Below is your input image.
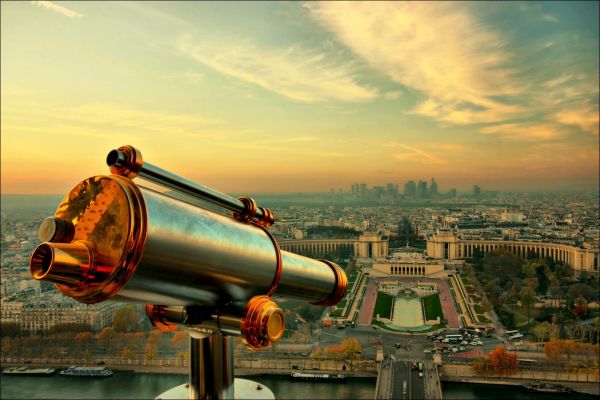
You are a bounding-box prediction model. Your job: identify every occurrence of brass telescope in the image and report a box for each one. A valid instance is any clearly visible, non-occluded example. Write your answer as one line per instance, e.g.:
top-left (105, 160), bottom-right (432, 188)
top-left (29, 145), bottom-right (347, 399)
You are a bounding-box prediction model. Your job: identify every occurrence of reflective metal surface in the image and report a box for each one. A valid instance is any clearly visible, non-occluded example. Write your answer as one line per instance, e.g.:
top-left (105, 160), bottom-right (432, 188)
top-left (30, 174), bottom-right (346, 308)
top-left (189, 334), bottom-right (234, 400)
top-left (107, 145), bottom-right (273, 224)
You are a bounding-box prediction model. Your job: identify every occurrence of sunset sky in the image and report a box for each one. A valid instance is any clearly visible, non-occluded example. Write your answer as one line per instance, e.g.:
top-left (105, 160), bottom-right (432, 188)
top-left (1, 1), bottom-right (598, 194)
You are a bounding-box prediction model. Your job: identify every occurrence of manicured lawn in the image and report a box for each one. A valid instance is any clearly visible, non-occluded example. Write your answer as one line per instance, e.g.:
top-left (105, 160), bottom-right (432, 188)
top-left (373, 292), bottom-right (394, 319)
top-left (423, 293), bottom-right (444, 320)
top-left (477, 314), bottom-right (491, 323)
top-left (474, 304), bottom-right (486, 314)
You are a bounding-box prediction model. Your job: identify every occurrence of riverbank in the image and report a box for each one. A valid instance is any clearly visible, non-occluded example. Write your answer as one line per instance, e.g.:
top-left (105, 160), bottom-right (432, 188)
top-left (0, 361), bottom-right (376, 378)
top-left (440, 368), bottom-right (599, 396)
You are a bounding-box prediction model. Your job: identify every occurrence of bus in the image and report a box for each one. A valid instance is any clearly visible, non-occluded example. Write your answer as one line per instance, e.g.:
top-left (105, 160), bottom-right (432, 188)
top-left (446, 334), bottom-right (462, 340)
top-left (508, 333), bottom-right (524, 342)
top-left (418, 362), bottom-right (423, 372)
top-left (505, 330), bottom-right (520, 336)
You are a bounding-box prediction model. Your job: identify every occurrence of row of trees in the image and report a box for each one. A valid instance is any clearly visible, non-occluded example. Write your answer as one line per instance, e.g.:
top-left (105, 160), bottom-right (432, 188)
top-left (1, 327), bottom-right (191, 361)
top-left (472, 347), bottom-right (519, 376)
top-left (310, 338), bottom-right (362, 360)
top-left (544, 339), bottom-right (600, 366)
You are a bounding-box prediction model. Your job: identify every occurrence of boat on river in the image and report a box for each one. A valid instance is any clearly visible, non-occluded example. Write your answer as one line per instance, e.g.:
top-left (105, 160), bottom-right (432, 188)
top-left (290, 372), bottom-right (346, 381)
top-left (3, 367), bottom-right (56, 376)
top-left (525, 383), bottom-right (572, 393)
top-left (59, 366), bottom-right (113, 377)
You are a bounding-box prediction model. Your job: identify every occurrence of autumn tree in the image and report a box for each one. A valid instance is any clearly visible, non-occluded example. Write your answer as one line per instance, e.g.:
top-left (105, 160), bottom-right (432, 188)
top-left (113, 305), bottom-right (141, 332)
top-left (172, 330), bottom-right (189, 349)
top-left (472, 357), bottom-right (491, 376)
top-left (544, 338), bottom-right (564, 368)
top-left (341, 337), bottom-right (362, 360)
top-left (486, 347), bottom-right (519, 376)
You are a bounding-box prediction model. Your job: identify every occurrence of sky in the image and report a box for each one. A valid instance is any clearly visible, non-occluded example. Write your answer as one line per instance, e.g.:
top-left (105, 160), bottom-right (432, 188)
top-left (1, 1), bottom-right (598, 195)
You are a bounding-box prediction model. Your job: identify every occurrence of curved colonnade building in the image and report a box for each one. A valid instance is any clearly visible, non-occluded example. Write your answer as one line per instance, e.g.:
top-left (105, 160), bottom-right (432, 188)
top-left (427, 229), bottom-right (599, 275)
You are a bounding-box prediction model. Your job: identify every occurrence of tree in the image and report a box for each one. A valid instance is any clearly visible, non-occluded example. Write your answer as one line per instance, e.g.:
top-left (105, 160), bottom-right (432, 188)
top-left (544, 339), bottom-right (564, 364)
top-left (113, 305), bottom-right (141, 332)
top-left (2, 337), bottom-right (11, 354)
top-left (487, 347), bottom-right (519, 376)
top-left (341, 337), bottom-right (362, 360)
top-left (472, 357), bottom-right (491, 376)
top-left (97, 327), bottom-right (114, 356)
top-left (520, 286), bottom-right (537, 325)
top-left (172, 330), bottom-right (189, 348)
top-left (532, 322), bottom-right (555, 347)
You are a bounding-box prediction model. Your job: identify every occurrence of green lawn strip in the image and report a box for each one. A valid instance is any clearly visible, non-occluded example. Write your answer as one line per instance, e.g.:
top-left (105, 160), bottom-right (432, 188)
top-left (473, 304), bottom-right (486, 314)
top-left (423, 293), bottom-right (444, 320)
top-left (477, 314), bottom-right (491, 323)
top-left (373, 292), bottom-right (394, 320)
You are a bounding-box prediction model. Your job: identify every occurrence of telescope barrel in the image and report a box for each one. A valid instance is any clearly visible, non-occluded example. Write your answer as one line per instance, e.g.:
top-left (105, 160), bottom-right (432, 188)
top-left (106, 146), bottom-right (274, 226)
top-left (29, 175), bottom-right (346, 307)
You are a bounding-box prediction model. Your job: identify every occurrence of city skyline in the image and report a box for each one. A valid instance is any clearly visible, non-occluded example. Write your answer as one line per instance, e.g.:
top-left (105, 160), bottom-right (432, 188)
top-left (1, 1), bottom-right (599, 195)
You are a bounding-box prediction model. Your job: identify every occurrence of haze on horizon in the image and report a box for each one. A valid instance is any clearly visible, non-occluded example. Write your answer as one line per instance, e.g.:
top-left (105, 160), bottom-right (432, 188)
top-left (1, 1), bottom-right (598, 195)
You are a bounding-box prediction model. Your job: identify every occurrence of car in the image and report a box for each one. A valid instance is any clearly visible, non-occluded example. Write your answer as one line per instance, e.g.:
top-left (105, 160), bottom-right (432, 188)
top-left (452, 347), bottom-right (458, 353)
top-left (393, 343), bottom-right (402, 348)
top-left (460, 341), bottom-right (469, 346)
top-left (423, 349), bottom-right (431, 354)
top-left (476, 341), bottom-right (483, 346)
top-left (312, 367), bottom-right (320, 370)
top-left (301, 352), bottom-right (309, 356)
top-left (459, 347), bottom-right (465, 351)
top-left (291, 365), bottom-right (299, 370)
top-left (441, 338), bottom-right (450, 343)
top-left (419, 372), bottom-right (423, 378)
top-left (469, 342), bottom-right (477, 346)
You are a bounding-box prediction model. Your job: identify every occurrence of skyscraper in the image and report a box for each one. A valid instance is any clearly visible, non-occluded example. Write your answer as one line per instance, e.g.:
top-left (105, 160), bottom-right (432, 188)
top-left (404, 180), bottom-right (416, 197)
top-left (417, 180), bottom-right (428, 198)
top-left (430, 177), bottom-right (438, 197)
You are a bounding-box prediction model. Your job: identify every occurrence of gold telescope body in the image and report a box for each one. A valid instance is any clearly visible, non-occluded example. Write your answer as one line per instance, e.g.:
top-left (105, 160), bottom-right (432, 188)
top-left (30, 145), bottom-right (347, 350)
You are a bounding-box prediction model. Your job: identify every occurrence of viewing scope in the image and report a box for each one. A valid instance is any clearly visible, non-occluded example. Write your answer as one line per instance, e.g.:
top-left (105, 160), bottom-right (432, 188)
top-left (29, 145), bottom-right (347, 350)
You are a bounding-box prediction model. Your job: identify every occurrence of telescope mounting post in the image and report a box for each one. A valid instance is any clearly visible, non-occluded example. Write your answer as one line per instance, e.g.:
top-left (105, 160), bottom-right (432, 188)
top-left (188, 331), bottom-right (234, 400)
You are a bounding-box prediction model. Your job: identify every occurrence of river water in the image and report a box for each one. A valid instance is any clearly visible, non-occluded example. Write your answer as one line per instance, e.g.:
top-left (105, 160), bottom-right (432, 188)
top-left (1, 372), bottom-right (596, 399)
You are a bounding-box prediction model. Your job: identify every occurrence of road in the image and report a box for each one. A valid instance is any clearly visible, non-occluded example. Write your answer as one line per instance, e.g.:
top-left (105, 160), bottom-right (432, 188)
top-left (390, 360), bottom-right (425, 400)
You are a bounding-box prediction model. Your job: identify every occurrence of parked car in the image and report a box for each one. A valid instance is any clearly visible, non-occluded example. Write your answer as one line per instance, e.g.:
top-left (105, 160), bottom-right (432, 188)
top-left (419, 372), bottom-right (423, 378)
top-left (460, 341), bottom-right (469, 346)
top-left (459, 347), bottom-right (465, 351)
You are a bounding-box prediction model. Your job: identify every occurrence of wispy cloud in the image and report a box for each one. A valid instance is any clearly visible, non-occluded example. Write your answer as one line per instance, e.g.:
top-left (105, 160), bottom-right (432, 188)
top-left (383, 91), bottom-right (402, 100)
top-left (388, 143), bottom-right (447, 164)
top-left (306, 2), bottom-right (524, 125)
top-left (541, 14), bottom-right (559, 23)
top-left (553, 106), bottom-right (599, 135)
top-left (176, 34), bottom-right (378, 103)
top-left (31, 1), bottom-right (82, 18)
top-left (480, 123), bottom-right (567, 141)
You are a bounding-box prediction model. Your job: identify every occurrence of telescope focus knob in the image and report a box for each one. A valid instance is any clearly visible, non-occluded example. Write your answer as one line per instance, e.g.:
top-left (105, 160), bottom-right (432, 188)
top-left (241, 296), bottom-right (285, 351)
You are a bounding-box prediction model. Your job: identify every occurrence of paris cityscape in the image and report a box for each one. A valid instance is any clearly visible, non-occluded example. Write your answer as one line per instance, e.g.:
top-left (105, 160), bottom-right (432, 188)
top-left (1, 1), bottom-right (599, 399)
top-left (1, 179), bottom-right (599, 398)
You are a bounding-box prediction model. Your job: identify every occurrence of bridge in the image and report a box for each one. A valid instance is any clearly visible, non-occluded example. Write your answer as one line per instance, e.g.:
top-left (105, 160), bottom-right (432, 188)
top-left (375, 358), bottom-right (442, 399)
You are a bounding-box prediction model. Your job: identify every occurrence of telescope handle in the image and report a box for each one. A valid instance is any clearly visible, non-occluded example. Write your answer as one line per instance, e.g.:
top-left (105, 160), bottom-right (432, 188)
top-left (106, 145), bottom-right (275, 227)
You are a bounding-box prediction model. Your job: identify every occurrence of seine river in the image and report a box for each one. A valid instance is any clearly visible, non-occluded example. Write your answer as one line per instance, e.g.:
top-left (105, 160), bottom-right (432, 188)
top-left (0, 372), bottom-right (596, 399)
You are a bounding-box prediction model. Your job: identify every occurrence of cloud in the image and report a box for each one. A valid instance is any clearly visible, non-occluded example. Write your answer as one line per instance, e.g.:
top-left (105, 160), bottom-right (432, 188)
top-left (176, 34), bottom-right (378, 103)
top-left (383, 91), bottom-right (402, 100)
top-left (31, 1), bottom-right (82, 18)
top-left (553, 106), bottom-right (599, 135)
top-left (480, 123), bottom-right (567, 141)
top-left (541, 14), bottom-right (559, 22)
top-left (543, 74), bottom-right (573, 88)
top-left (306, 2), bottom-right (524, 124)
top-left (390, 144), bottom-right (447, 164)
